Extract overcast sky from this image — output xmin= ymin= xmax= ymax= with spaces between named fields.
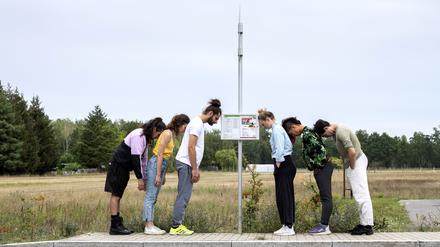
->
xmin=1 ymin=0 xmax=439 ymax=137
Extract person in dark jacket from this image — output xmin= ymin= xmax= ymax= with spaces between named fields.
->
xmin=104 ymin=117 xmax=165 ymax=235
xmin=282 ymin=117 xmax=333 ymax=235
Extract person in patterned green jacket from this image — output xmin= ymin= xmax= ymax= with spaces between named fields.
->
xmin=282 ymin=117 xmax=333 ymax=235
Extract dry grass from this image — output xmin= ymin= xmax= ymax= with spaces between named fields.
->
xmin=1 ymin=169 xmax=439 ymax=201
xmin=0 ymin=168 xmax=438 ymax=243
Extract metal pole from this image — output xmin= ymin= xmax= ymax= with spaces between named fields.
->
xmin=343 ymin=166 xmax=346 ymax=198
xmin=237 ymin=10 xmax=243 ymax=234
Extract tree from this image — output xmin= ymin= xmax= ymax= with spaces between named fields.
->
xmin=201 ymin=129 xmax=234 ymax=169
xmin=215 ymin=149 xmax=237 ymax=171
xmin=431 ymin=126 xmax=440 ymax=167
xmin=395 ymin=135 xmax=411 ymax=168
xmin=4 ymin=85 xmax=31 ymax=173
xmin=70 ymin=120 xmax=85 ymax=163
xmin=0 ymin=84 xmax=22 ymax=174
xmin=114 ymin=119 xmax=142 ymax=137
xmin=409 ymin=132 xmax=434 ymax=168
xmin=51 ymin=118 xmax=76 ymax=154
xmin=379 ymin=133 xmax=398 ymax=168
xmin=243 ymin=127 xmax=272 ymax=166
xmin=77 ymin=106 xmax=119 ymax=169
xmin=28 ymin=96 xmax=59 ymax=174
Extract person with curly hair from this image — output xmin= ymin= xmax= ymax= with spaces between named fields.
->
xmin=143 ymin=114 xmax=190 ymax=235
xmin=105 ymin=117 xmax=165 ymax=235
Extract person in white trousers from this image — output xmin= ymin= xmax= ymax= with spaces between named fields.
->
xmin=314 ymin=119 xmax=374 ymax=235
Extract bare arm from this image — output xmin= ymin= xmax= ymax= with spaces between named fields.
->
xmin=347 ymin=147 xmax=357 ymax=169
xmin=188 ymin=134 xmax=200 ymax=183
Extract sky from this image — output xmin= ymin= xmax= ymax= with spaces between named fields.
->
xmin=0 ymin=0 xmax=439 ymax=137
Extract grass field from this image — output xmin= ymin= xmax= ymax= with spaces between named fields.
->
xmin=0 ymin=169 xmax=439 ymax=243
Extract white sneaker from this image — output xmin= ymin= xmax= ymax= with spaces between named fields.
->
xmin=152 ymin=225 xmax=166 ymax=233
xmin=144 ymin=226 xmax=166 ymax=235
xmin=273 ymin=225 xmax=285 ymax=235
xmin=274 ymin=225 xmax=295 ymax=236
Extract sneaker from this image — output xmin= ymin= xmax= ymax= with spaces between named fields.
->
xmin=144 ymin=226 xmax=166 ymax=235
xmin=153 ymin=225 xmax=166 ymax=233
xmin=169 ymin=225 xmax=194 ymax=235
xmin=273 ymin=225 xmax=285 ymax=235
xmin=349 ymin=224 xmax=362 ymax=233
xmin=309 ymin=223 xmax=331 ymax=235
xmin=273 ymin=225 xmax=295 ymax=236
xmin=351 ymin=225 xmax=374 ymax=235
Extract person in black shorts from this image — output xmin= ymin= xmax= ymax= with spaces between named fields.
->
xmin=105 ymin=117 xmax=165 ymax=235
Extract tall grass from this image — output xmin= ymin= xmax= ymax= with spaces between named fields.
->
xmin=0 ymin=169 xmax=438 ymax=243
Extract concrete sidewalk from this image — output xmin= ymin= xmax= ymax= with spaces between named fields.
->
xmin=400 ymin=200 xmax=440 ymax=226
xmin=3 ymin=232 xmax=440 ymax=247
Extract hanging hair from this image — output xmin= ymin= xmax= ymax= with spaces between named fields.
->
xmin=313 ymin=119 xmax=330 ymax=136
xmin=281 ymin=117 xmax=302 ymax=144
xmin=203 ymin=98 xmax=222 ymax=115
xmin=257 ymin=108 xmax=275 ymax=121
xmin=142 ymin=117 xmax=166 ymax=144
xmin=166 ymin=114 xmax=190 ymax=135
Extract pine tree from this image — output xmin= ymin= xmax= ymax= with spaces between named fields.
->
xmin=78 ymin=105 xmax=119 ymax=169
xmin=5 ymin=86 xmax=36 ymax=173
xmin=0 ymin=83 xmax=23 ymax=174
xmin=28 ymin=96 xmax=59 ymax=174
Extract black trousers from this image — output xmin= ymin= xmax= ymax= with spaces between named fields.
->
xmin=273 ymin=155 xmax=296 ymax=226
xmin=313 ymin=162 xmax=334 ymax=225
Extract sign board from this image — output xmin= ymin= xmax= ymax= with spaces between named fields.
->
xmin=221 ymin=114 xmax=259 ymax=140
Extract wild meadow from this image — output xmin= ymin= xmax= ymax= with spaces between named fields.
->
xmin=1 ymin=169 xmax=439 ymax=243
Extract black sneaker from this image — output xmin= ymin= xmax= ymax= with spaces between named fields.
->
xmin=351 ymin=225 xmax=373 ymax=235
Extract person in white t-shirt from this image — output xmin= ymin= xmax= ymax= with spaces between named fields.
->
xmin=169 ymin=99 xmax=222 ymax=235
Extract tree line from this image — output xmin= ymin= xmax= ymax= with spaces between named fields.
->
xmin=1 ymin=82 xmax=439 ymax=175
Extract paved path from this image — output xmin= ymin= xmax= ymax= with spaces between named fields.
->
xmin=3 ymin=232 xmax=440 ymax=247
xmin=400 ymin=200 xmax=440 ymax=225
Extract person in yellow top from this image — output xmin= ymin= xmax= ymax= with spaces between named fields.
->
xmin=142 ymin=114 xmax=190 ymax=235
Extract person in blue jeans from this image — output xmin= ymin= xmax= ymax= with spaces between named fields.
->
xmin=143 ymin=114 xmax=190 ymax=235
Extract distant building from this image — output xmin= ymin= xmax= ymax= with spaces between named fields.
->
xmin=246 ymin=164 xmax=274 ymax=173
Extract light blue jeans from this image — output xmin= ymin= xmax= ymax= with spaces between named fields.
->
xmin=143 ymin=156 xmax=168 ymax=222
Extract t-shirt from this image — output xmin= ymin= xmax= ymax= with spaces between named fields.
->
xmin=175 ymin=116 xmax=205 ymax=167
xmin=334 ymin=125 xmax=363 ymax=168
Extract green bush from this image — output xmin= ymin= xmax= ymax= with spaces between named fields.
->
xmin=62 ymin=163 xmax=82 ymax=172
xmin=242 ymin=169 xmax=264 ymax=231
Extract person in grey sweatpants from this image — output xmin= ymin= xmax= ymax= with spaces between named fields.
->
xmin=171 ymin=160 xmax=193 ymax=226
xmin=169 ymin=99 xmax=222 ymax=235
